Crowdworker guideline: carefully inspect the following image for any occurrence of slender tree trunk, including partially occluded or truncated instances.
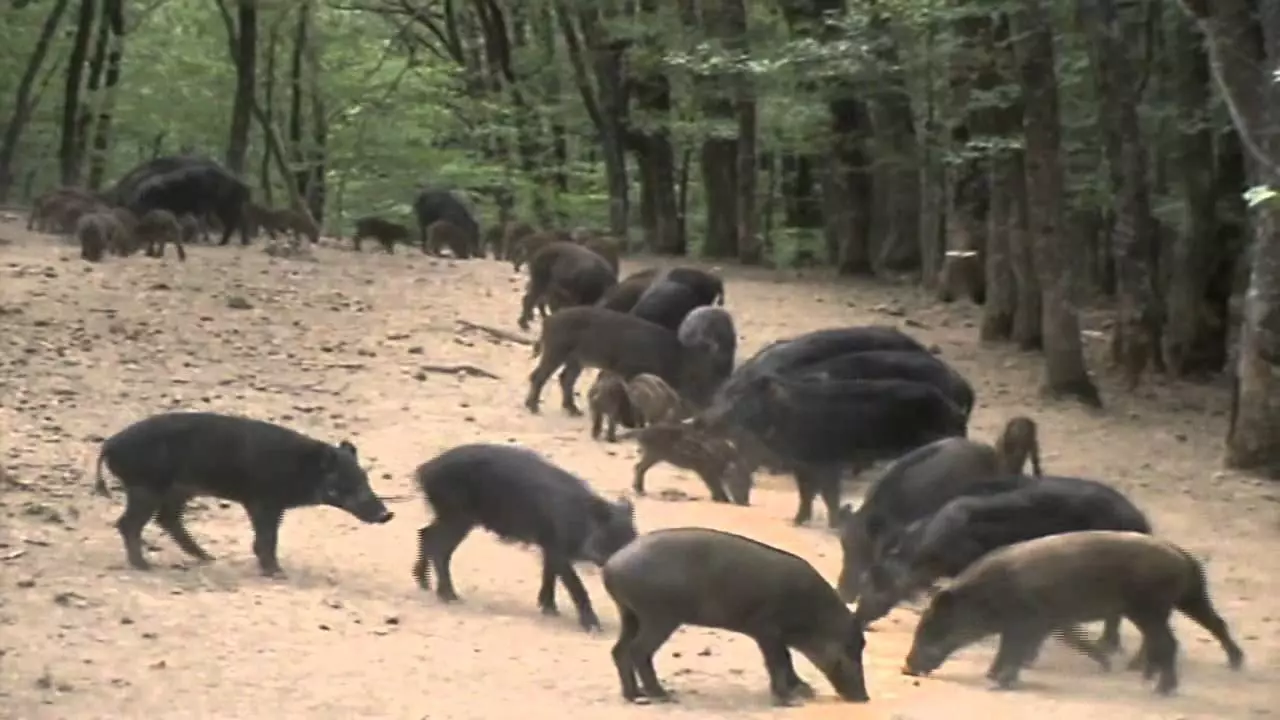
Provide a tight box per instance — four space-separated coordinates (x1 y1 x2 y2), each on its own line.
58 0 97 186
0 0 72 201
260 23 278 206
1010 0 1101 407
288 1 307 205
225 0 258 176
87 0 125 190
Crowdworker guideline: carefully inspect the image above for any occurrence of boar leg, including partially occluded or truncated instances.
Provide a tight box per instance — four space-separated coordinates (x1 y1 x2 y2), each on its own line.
557 358 585 416
987 625 1043 689
696 469 732 504
1129 612 1179 695
525 355 564 414
154 495 215 564
791 468 820 525
116 486 162 570
546 554 600 631
1053 625 1113 671
1098 615 1124 654
632 453 658 495
422 518 472 602
630 617 679 702
612 606 644 701
756 638 814 706
245 503 287 577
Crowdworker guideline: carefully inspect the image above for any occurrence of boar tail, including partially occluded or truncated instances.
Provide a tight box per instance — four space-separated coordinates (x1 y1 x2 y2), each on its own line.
92 450 110 497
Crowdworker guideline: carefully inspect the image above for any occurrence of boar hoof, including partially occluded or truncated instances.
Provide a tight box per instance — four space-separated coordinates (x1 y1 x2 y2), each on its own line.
563 405 583 417
540 604 560 617
790 680 816 699
989 667 1021 691
437 588 461 603
524 399 540 415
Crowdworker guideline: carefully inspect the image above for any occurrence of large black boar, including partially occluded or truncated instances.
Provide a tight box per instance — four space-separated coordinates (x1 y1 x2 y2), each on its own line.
676 306 737 369
412 444 637 631
648 267 725 307
114 158 251 246
413 188 480 257
698 374 968 526
630 280 711 332
525 307 717 416
518 242 619 330
902 531 1245 695
602 527 869 706
836 437 1014 603
93 412 393 577
797 350 976 419
856 474 1152 654
716 325 931 404
597 268 661 312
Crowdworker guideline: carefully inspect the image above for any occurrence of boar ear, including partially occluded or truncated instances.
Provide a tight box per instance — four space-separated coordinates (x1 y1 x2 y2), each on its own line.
929 586 956 613
337 440 358 458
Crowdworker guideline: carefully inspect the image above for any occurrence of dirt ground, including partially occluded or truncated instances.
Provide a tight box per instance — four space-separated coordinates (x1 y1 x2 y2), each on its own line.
0 217 1276 720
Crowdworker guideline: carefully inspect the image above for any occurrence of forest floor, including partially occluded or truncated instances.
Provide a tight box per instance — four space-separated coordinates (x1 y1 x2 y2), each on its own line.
0 215 1277 720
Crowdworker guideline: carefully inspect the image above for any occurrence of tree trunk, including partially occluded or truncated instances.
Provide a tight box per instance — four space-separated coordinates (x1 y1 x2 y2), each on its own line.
58 0 96 186
1091 0 1163 389
0 0 72 201
76 0 109 186
1010 0 1101 407
866 1 919 273
303 0 325 223
289 1 308 206
627 0 680 254
1180 0 1280 474
828 92 875 275
1162 11 1222 377
86 0 124 190
225 0 257 177
696 0 739 259
259 23 278 206
556 3 628 240
780 154 822 228
735 50 760 263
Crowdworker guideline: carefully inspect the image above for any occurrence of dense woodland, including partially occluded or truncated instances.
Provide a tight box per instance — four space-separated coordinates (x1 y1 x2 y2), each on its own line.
0 0 1277 475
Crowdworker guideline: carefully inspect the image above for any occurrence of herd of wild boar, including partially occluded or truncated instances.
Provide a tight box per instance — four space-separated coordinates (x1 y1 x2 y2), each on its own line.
22 154 1248 708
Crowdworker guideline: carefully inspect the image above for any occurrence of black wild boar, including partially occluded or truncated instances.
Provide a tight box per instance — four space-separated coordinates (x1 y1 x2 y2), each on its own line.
698 374 968 527
597 268 661 312
623 422 752 505
525 306 717 416
579 234 621 274
602 527 869 706
797 350 976 419
135 208 186 261
716 325 931 404
649 267 725 307
510 230 558 271
75 212 121 262
901 530 1245 695
500 220 536 261
518 242 618 330
630 280 710 333
31 187 106 232
588 371 640 442
352 215 411 253
412 444 637 631
855 474 1152 653
260 207 320 244
115 158 251 246
425 219 471 258
835 437 1014 603
676 306 737 382
93 412 393 577
413 188 480 257
994 415 1043 476
625 373 688 425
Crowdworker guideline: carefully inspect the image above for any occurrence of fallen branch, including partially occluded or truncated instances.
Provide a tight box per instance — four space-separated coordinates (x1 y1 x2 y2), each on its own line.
418 363 500 380
456 319 534 346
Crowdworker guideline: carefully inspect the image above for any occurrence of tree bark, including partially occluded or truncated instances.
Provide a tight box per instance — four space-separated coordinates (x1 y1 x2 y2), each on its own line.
555 3 628 239
1091 0 1163 389
86 0 125 190
289 0 308 206
627 0 680 254
733 0 760 266
259 22 279 206
1180 0 1280 474
865 0 919 272
58 0 97 186
1010 0 1101 407
0 0 72 201
1162 10 1222 377
225 0 257 177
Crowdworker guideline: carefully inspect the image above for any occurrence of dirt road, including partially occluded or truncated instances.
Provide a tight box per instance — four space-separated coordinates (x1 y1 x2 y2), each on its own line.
1 222 1275 720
